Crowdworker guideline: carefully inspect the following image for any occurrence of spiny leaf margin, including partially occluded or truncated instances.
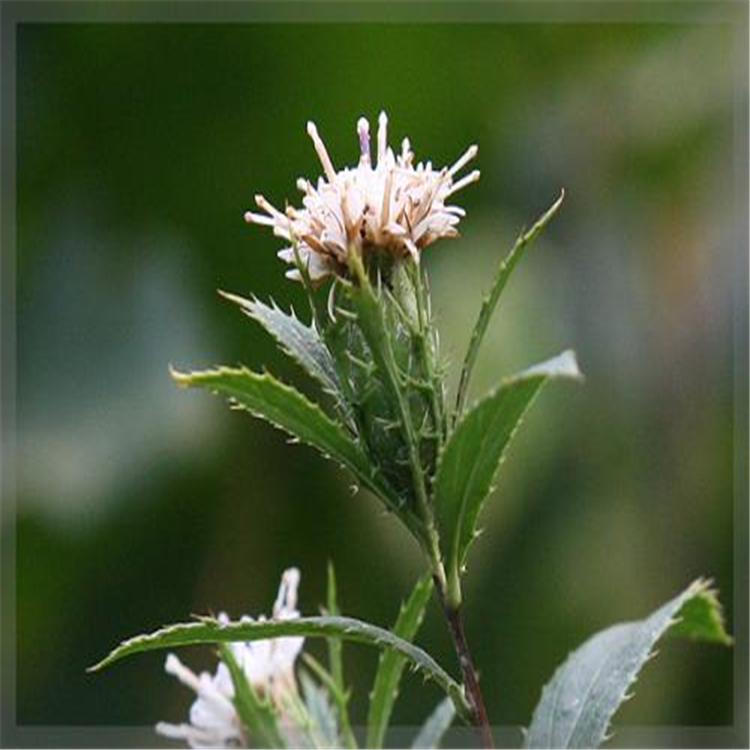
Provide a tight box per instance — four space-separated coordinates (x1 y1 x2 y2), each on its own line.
366 573 435 749
170 365 385 499
524 578 732 749
220 291 350 418
220 643 286 748
89 615 471 722
436 350 582 604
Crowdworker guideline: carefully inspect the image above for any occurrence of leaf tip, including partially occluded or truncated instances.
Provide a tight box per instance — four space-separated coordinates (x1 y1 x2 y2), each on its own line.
218 288 242 304
677 577 733 646
559 349 584 382
87 653 114 673
168 364 191 386
520 349 583 382
218 289 258 315
524 190 567 242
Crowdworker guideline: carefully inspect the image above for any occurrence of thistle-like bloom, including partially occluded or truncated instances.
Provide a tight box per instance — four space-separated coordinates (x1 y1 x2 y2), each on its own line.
244 112 479 281
156 568 303 748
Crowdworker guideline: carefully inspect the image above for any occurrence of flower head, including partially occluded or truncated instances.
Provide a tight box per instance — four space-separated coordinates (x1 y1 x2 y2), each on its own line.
156 568 303 748
244 112 479 282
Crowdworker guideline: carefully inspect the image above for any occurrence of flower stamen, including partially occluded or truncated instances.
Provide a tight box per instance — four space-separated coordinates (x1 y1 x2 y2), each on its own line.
306 121 337 183
245 112 480 282
448 144 479 177
446 169 481 197
357 116 371 165
377 110 388 166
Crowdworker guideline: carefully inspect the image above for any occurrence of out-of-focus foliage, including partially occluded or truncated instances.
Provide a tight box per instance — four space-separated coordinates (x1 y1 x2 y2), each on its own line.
14 19 739 740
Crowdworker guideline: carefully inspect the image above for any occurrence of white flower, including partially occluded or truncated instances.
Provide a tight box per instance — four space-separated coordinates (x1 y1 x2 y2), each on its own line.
156 568 303 749
244 112 479 282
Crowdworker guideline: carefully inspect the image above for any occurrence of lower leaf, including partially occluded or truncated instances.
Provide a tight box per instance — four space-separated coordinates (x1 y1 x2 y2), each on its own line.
524 579 732 749
411 697 456 749
90 614 472 723
366 574 435 749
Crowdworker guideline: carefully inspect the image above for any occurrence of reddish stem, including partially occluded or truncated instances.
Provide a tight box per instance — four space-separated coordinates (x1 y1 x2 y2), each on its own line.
434 578 495 749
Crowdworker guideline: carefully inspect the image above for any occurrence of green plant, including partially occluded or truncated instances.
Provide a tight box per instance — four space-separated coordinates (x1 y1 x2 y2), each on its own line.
92 113 731 749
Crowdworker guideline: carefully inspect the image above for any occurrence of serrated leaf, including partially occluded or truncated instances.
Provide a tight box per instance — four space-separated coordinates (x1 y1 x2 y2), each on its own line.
411 697 456 749
435 350 581 602
525 579 732 749
454 191 565 419
219 643 286 749
667 584 730 643
171 365 381 497
220 291 352 422
89 614 471 722
366 574 435 749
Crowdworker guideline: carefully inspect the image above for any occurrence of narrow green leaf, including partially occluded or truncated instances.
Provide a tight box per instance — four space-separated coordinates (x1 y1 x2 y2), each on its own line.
299 670 341 749
326 562 345 694
89 615 471 722
274 674 319 749
366 574 435 749
435 350 582 604
220 291 352 422
219 643 286 749
411 697 456 749
322 562 357 749
301 653 357 749
171 365 381 497
454 191 565 419
525 579 732 749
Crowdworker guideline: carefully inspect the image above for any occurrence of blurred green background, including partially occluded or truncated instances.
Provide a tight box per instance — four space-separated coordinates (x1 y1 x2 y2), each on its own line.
12 17 743 744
